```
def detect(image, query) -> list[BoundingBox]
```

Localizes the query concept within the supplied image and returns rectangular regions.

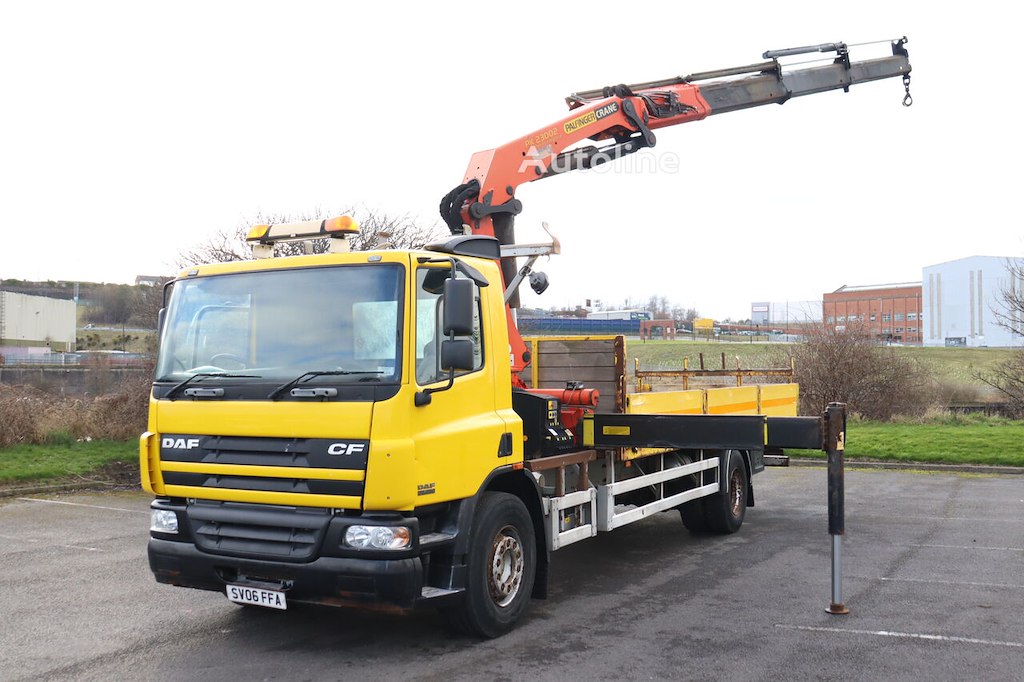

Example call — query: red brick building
[822,283,923,344]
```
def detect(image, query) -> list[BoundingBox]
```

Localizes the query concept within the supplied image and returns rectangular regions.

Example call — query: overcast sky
[2,2,1020,320]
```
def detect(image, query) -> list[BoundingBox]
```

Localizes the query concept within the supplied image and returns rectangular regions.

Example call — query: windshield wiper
[267,370,384,400]
[163,372,260,401]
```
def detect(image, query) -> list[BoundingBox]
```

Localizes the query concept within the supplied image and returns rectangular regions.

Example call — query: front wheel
[442,492,536,638]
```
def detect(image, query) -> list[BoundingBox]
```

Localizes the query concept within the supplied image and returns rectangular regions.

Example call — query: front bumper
[149,538,423,608]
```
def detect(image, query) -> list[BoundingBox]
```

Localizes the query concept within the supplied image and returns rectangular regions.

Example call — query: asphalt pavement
[1,467,1021,681]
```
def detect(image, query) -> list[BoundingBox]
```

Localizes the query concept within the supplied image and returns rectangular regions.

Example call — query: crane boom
[439,37,912,385]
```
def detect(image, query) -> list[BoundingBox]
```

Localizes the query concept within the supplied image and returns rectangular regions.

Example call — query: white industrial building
[923,256,1023,348]
[587,309,650,321]
[750,300,822,325]
[0,292,76,358]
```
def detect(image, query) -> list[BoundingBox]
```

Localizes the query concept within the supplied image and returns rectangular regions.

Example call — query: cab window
[415,268,483,384]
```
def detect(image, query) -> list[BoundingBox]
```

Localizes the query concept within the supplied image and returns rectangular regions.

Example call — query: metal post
[825,402,849,614]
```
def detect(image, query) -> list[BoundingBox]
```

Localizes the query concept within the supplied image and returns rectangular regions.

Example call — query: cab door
[404,265,509,503]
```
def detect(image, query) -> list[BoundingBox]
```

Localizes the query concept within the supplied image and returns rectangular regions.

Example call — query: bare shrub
[83,353,116,395]
[34,395,88,440]
[83,370,152,440]
[962,260,1024,415]
[0,366,153,446]
[0,385,45,447]
[930,377,994,409]
[974,350,1024,418]
[969,257,1024,416]
[792,321,936,420]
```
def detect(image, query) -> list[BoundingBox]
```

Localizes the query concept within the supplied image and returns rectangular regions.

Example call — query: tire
[442,492,536,638]
[703,450,748,534]
[680,499,709,534]
[671,452,710,534]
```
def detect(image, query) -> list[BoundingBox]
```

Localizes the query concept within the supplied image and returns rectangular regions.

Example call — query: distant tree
[974,258,1024,415]
[129,277,171,331]
[666,305,699,327]
[175,226,253,266]
[92,284,134,325]
[646,295,671,319]
[792,320,935,420]
[990,257,1024,334]
[176,209,445,268]
[347,209,447,251]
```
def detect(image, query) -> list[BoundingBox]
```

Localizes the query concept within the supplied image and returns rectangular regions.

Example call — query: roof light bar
[246,216,360,258]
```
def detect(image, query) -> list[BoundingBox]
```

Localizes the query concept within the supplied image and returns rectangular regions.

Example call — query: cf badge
[327,442,367,456]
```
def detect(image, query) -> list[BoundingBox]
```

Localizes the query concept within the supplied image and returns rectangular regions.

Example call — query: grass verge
[797,416,1024,467]
[2,416,1021,489]
[0,440,137,486]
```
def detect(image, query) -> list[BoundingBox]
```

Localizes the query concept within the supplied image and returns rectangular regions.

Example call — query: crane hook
[902,74,913,107]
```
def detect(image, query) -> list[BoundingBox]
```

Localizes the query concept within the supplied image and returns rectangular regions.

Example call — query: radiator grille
[160,435,367,503]
[187,501,331,562]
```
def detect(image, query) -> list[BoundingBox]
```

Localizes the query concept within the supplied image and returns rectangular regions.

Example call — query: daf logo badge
[162,437,201,450]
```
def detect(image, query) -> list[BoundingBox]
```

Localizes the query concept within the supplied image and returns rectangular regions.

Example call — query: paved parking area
[0,466,1021,680]
[748,467,1023,679]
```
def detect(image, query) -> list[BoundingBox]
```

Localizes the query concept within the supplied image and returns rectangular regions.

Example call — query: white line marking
[862,576,1024,590]
[907,543,1024,552]
[776,624,1024,649]
[16,497,148,514]
[854,513,1020,524]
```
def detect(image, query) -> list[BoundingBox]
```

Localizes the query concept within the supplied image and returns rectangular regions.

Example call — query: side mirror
[157,308,166,337]
[443,279,474,336]
[441,338,474,372]
[416,281,476,408]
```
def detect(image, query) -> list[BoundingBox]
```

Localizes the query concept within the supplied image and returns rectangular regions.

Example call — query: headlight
[151,509,179,534]
[344,524,411,550]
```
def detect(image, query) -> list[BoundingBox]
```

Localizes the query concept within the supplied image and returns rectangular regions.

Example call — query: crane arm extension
[439,37,911,385]
[443,38,911,237]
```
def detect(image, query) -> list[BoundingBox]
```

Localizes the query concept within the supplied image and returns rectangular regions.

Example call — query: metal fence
[0,352,150,367]
[516,318,642,335]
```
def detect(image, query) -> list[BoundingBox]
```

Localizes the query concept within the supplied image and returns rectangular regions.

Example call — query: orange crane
[439,38,912,385]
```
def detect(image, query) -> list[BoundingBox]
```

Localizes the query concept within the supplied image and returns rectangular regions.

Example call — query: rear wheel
[703,450,748,534]
[442,492,536,638]
[680,499,709,533]
[670,452,710,534]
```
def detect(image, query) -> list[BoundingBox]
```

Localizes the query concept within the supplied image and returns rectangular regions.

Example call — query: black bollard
[825,402,849,615]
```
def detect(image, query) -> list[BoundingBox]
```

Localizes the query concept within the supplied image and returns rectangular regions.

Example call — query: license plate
[226,584,287,610]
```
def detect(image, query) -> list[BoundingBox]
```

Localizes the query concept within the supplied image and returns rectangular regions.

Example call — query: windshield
[155,264,404,384]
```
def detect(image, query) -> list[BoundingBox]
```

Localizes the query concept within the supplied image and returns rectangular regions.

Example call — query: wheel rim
[729,466,745,518]
[487,525,525,607]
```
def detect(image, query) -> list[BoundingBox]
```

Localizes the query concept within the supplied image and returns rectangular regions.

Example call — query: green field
[626,338,1014,399]
[75,328,155,354]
